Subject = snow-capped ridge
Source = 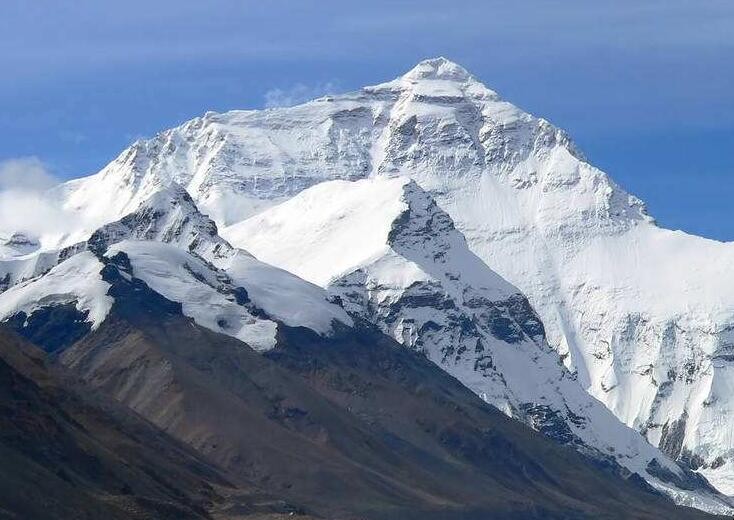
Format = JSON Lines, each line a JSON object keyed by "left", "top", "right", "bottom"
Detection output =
{"left": 90, "top": 185, "right": 353, "bottom": 338}
{"left": 104, "top": 239, "right": 280, "bottom": 351}
{"left": 53, "top": 57, "right": 647, "bottom": 235}
{"left": 388, "top": 179, "right": 519, "bottom": 300}
{"left": 1, "top": 181, "right": 352, "bottom": 352}
{"left": 0, "top": 251, "right": 113, "bottom": 334}
{"left": 225, "top": 176, "right": 734, "bottom": 514}
{"left": 367, "top": 57, "right": 498, "bottom": 100}
{"left": 87, "top": 182, "right": 225, "bottom": 258}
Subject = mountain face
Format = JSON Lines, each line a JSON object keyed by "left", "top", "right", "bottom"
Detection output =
{"left": 2, "top": 57, "right": 733, "bottom": 516}
{"left": 0, "top": 185, "right": 351, "bottom": 353}
{"left": 224, "top": 175, "right": 729, "bottom": 512}
{"left": 7, "top": 255, "right": 724, "bottom": 520}
{"left": 0, "top": 212, "right": 719, "bottom": 518}
{"left": 3, "top": 170, "right": 731, "bottom": 513}
{"left": 42, "top": 57, "right": 734, "bottom": 494}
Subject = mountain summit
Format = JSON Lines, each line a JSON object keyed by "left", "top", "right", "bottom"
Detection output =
{"left": 404, "top": 57, "right": 474, "bottom": 80}
{"left": 3, "top": 58, "right": 734, "bottom": 512}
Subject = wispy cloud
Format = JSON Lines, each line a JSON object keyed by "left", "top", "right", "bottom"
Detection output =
{"left": 264, "top": 81, "right": 340, "bottom": 108}
{"left": 0, "top": 157, "right": 58, "bottom": 192}
{"left": 0, "top": 157, "right": 71, "bottom": 238}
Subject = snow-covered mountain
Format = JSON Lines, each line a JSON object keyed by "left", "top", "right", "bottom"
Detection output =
{"left": 40, "top": 57, "right": 734, "bottom": 494}
{"left": 3, "top": 57, "right": 734, "bottom": 511}
{"left": 0, "top": 186, "right": 351, "bottom": 352}
{"left": 4, "top": 171, "right": 731, "bottom": 512}
{"left": 224, "top": 175, "right": 732, "bottom": 512}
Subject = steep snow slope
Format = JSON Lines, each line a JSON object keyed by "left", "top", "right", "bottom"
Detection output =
{"left": 0, "top": 187, "right": 351, "bottom": 351}
{"left": 107, "top": 240, "right": 280, "bottom": 351}
{"left": 225, "top": 176, "right": 733, "bottom": 513}
{"left": 0, "top": 251, "right": 112, "bottom": 329}
{"left": 88, "top": 183, "right": 353, "bottom": 337}
{"left": 22, "top": 57, "right": 734, "bottom": 493}
{"left": 0, "top": 246, "right": 83, "bottom": 292}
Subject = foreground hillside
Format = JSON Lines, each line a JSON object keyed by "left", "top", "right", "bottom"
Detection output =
{"left": 0, "top": 325, "right": 316, "bottom": 520}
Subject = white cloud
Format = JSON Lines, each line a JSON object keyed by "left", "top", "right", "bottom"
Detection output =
{"left": 0, "top": 157, "right": 73, "bottom": 240}
{"left": 0, "top": 157, "right": 59, "bottom": 192}
{"left": 264, "top": 81, "right": 339, "bottom": 108}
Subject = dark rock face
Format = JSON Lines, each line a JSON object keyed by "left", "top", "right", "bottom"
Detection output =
{"left": 57, "top": 241, "right": 87, "bottom": 264}
{"left": 653, "top": 412, "right": 720, "bottom": 475}
{"left": 646, "top": 459, "right": 717, "bottom": 493}
{"left": 503, "top": 294, "right": 547, "bottom": 341}
{"left": 4, "top": 303, "right": 92, "bottom": 354}
{"left": 660, "top": 412, "right": 689, "bottom": 460}
{"left": 100, "top": 251, "right": 183, "bottom": 321}
{"left": 519, "top": 403, "right": 579, "bottom": 445}
{"left": 267, "top": 323, "right": 717, "bottom": 519}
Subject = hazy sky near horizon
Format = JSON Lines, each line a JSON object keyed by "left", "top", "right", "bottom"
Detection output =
{"left": 1, "top": 1, "right": 732, "bottom": 239}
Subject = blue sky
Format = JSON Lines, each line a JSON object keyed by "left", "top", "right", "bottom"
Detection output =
{"left": 1, "top": 1, "right": 732, "bottom": 239}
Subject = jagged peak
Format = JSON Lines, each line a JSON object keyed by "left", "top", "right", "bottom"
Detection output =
{"left": 366, "top": 56, "right": 498, "bottom": 101}
{"left": 86, "top": 182, "right": 225, "bottom": 257}
{"left": 402, "top": 57, "right": 474, "bottom": 82}
{"left": 137, "top": 182, "right": 196, "bottom": 211}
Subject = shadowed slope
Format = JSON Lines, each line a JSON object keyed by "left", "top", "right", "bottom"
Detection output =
{"left": 59, "top": 255, "right": 720, "bottom": 520}
{"left": 0, "top": 325, "right": 317, "bottom": 520}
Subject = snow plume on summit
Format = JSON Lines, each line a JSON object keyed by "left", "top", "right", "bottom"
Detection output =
{"left": 264, "top": 81, "right": 340, "bottom": 108}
